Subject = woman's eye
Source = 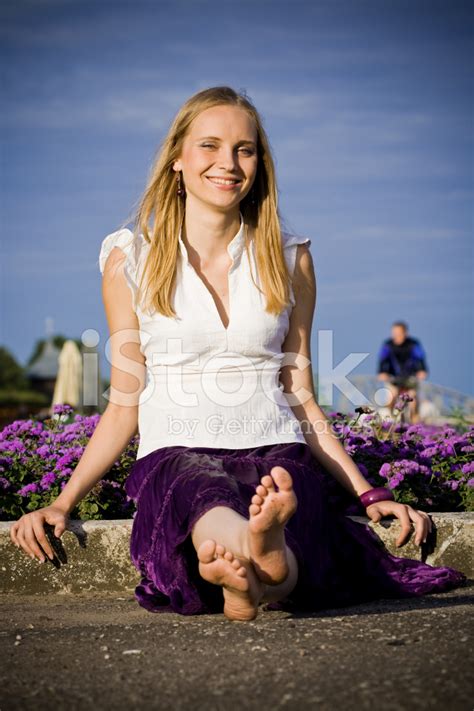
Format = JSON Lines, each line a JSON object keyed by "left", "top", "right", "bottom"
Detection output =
{"left": 200, "top": 144, "right": 254, "bottom": 155}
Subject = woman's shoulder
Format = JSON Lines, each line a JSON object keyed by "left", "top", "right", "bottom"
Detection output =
{"left": 97, "top": 226, "right": 149, "bottom": 275}
{"left": 280, "top": 230, "right": 312, "bottom": 278}
{"left": 97, "top": 226, "right": 150, "bottom": 311}
{"left": 281, "top": 229, "right": 312, "bottom": 250}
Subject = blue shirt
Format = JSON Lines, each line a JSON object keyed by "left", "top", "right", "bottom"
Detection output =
{"left": 377, "top": 337, "right": 428, "bottom": 378}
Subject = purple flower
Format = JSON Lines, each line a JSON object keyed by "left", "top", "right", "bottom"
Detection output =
{"left": 393, "top": 393, "right": 413, "bottom": 411}
{"left": 53, "top": 404, "right": 74, "bottom": 416}
{"left": 36, "top": 444, "right": 53, "bottom": 458}
{"left": 461, "top": 462, "right": 474, "bottom": 476}
{"left": 0, "top": 439, "right": 26, "bottom": 454}
{"left": 39, "top": 472, "right": 57, "bottom": 491}
{"left": 420, "top": 446, "right": 439, "bottom": 459}
{"left": 17, "top": 482, "right": 39, "bottom": 496}
{"left": 55, "top": 452, "right": 78, "bottom": 469}
{"left": 388, "top": 476, "right": 400, "bottom": 489}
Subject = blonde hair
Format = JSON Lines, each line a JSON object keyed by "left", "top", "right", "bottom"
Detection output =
{"left": 119, "top": 85, "right": 295, "bottom": 318}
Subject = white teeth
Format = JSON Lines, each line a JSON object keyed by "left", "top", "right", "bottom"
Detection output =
{"left": 208, "top": 177, "right": 240, "bottom": 185}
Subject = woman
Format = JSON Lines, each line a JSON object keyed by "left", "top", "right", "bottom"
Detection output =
{"left": 10, "top": 86, "right": 466, "bottom": 621}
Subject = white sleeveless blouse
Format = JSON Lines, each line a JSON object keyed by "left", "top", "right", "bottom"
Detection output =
{"left": 98, "top": 212, "right": 312, "bottom": 460}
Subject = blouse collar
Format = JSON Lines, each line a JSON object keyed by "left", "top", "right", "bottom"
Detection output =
{"left": 178, "top": 210, "right": 246, "bottom": 267}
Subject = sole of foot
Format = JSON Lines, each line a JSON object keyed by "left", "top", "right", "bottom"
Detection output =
{"left": 247, "top": 465, "right": 298, "bottom": 586}
{"left": 197, "top": 539, "right": 264, "bottom": 621}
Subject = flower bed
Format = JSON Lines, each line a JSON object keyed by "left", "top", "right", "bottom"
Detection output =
{"left": 0, "top": 402, "right": 473, "bottom": 522}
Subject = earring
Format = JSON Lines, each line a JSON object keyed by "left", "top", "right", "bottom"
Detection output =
{"left": 176, "top": 171, "right": 185, "bottom": 198}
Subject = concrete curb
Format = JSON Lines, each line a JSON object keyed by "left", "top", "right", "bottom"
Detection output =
{"left": 1, "top": 513, "right": 473, "bottom": 594}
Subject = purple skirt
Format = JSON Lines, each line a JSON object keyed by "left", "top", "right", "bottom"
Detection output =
{"left": 123, "top": 441, "right": 467, "bottom": 615}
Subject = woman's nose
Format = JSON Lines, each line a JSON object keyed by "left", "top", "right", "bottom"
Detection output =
{"left": 216, "top": 148, "right": 239, "bottom": 169}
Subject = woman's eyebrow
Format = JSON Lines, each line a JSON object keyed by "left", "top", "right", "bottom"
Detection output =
{"left": 196, "top": 135, "right": 256, "bottom": 146}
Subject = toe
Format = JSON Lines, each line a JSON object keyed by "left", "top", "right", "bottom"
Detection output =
{"left": 261, "top": 475, "right": 275, "bottom": 491}
{"left": 256, "top": 485, "right": 267, "bottom": 497}
{"left": 215, "top": 543, "right": 226, "bottom": 557}
{"left": 251, "top": 494, "right": 263, "bottom": 505}
{"left": 224, "top": 550, "right": 234, "bottom": 561}
{"left": 249, "top": 503, "right": 261, "bottom": 516}
{"left": 236, "top": 566, "right": 247, "bottom": 577}
{"left": 231, "top": 558, "right": 241, "bottom": 569}
{"left": 270, "top": 466, "right": 293, "bottom": 491}
{"left": 197, "top": 539, "right": 217, "bottom": 563}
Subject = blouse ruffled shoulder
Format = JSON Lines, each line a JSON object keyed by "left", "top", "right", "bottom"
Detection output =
{"left": 281, "top": 231, "right": 312, "bottom": 250}
{"left": 98, "top": 227, "right": 147, "bottom": 311}
{"left": 281, "top": 230, "right": 311, "bottom": 277}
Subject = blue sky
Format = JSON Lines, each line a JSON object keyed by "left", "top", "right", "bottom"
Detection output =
{"left": 1, "top": 0, "right": 473, "bottom": 398}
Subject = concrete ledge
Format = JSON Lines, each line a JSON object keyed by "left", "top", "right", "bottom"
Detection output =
{"left": 1, "top": 513, "right": 473, "bottom": 595}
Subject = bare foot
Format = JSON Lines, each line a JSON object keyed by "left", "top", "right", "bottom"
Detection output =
{"left": 197, "top": 539, "right": 264, "bottom": 621}
{"left": 247, "top": 466, "right": 298, "bottom": 585}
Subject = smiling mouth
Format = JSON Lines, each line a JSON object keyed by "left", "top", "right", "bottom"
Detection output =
{"left": 206, "top": 177, "right": 242, "bottom": 186}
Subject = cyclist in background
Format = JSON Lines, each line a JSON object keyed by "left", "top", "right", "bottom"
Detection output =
{"left": 377, "top": 321, "right": 428, "bottom": 423}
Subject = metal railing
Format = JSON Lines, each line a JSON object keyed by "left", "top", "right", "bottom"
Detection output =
{"left": 315, "top": 374, "right": 474, "bottom": 422}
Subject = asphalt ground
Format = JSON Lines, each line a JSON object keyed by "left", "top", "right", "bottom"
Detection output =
{"left": 1, "top": 582, "right": 474, "bottom": 711}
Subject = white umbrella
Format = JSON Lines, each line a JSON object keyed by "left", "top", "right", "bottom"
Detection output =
{"left": 51, "top": 340, "right": 83, "bottom": 410}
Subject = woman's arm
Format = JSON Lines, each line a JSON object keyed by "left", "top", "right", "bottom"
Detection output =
{"left": 10, "top": 246, "right": 147, "bottom": 561}
{"left": 53, "top": 245, "right": 147, "bottom": 514}
{"left": 279, "top": 243, "right": 432, "bottom": 547}
{"left": 280, "top": 243, "right": 373, "bottom": 499}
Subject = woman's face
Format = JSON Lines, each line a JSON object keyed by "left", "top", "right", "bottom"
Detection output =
{"left": 174, "top": 104, "right": 258, "bottom": 212}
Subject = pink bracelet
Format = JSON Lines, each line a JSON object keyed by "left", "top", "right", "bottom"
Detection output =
{"left": 359, "top": 487, "right": 395, "bottom": 508}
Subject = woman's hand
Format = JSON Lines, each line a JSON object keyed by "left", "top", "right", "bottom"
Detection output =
{"left": 365, "top": 500, "right": 433, "bottom": 548}
{"left": 10, "top": 506, "right": 69, "bottom": 563}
